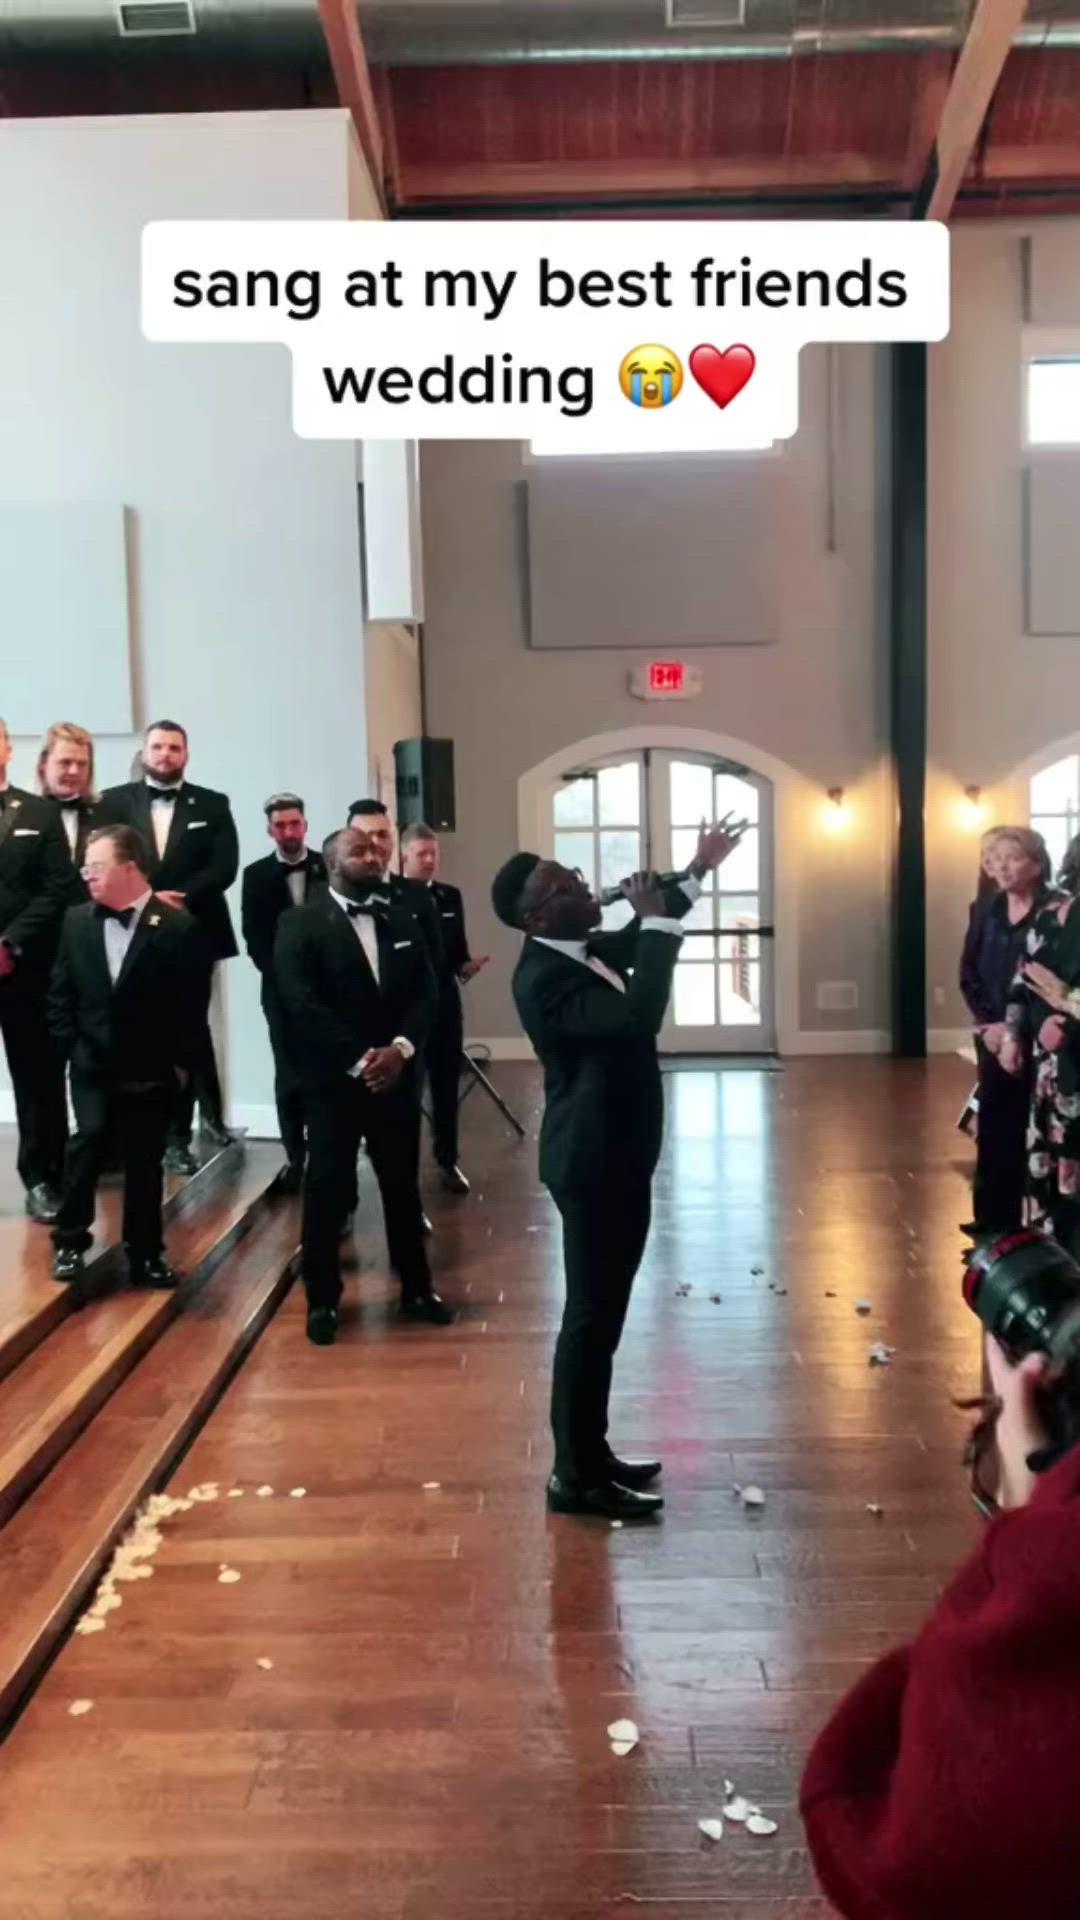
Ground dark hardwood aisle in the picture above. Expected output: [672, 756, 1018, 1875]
[0, 1059, 983, 1920]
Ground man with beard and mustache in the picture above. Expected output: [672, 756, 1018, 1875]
[37, 722, 99, 882]
[97, 721, 239, 1173]
[274, 824, 448, 1346]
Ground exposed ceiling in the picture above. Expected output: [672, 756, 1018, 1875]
[4, 0, 1080, 219]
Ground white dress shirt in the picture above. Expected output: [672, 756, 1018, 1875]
[534, 876, 701, 991]
[328, 888, 416, 1071]
[59, 802, 81, 857]
[277, 848, 308, 908]
[103, 889, 153, 984]
[146, 779, 183, 860]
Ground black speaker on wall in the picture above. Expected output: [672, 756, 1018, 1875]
[394, 737, 456, 833]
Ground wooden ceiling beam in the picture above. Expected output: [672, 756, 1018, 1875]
[395, 153, 900, 207]
[919, 0, 1030, 220]
[316, 0, 386, 214]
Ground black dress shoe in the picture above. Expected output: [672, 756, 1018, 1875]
[52, 1245, 86, 1283]
[546, 1475, 663, 1521]
[605, 1455, 663, 1490]
[164, 1144, 200, 1176]
[130, 1257, 179, 1289]
[420, 1212, 434, 1237]
[26, 1183, 62, 1225]
[200, 1118, 237, 1148]
[307, 1306, 338, 1345]
[400, 1290, 453, 1325]
[439, 1164, 470, 1196]
[271, 1163, 304, 1197]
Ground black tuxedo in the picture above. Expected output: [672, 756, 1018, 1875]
[0, 787, 72, 1192]
[241, 847, 328, 1168]
[48, 896, 201, 1262]
[421, 880, 472, 1170]
[274, 892, 439, 1310]
[49, 797, 100, 896]
[389, 874, 443, 977]
[97, 780, 239, 1143]
[511, 906, 688, 1486]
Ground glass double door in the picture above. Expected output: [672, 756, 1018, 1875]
[552, 748, 775, 1053]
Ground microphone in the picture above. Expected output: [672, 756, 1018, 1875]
[597, 868, 688, 908]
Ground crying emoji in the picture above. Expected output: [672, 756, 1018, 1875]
[619, 345, 684, 409]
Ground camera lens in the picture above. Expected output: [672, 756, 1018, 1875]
[964, 1231, 1080, 1363]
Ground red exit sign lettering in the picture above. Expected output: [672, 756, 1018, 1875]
[648, 661, 684, 693]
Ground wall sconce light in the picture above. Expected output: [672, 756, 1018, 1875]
[822, 786, 849, 832]
[960, 784, 987, 830]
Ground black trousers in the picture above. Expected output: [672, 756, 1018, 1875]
[53, 1072, 172, 1260]
[973, 1037, 1029, 1234]
[550, 1179, 653, 1486]
[301, 1076, 432, 1311]
[0, 965, 67, 1191]
[425, 985, 464, 1168]
[261, 979, 307, 1168]
[171, 944, 226, 1145]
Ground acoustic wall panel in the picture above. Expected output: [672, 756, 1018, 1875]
[1025, 460, 1080, 636]
[526, 459, 781, 651]
[1, 503, 133, 734]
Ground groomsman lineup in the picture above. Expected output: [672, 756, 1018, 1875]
[0, 712, 487, 1339]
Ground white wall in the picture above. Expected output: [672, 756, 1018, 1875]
[0, 110, 369, 1130]
[364, 621, 422, 812]
[927, 220, 1080, 1037]
[421, 346, 895, 1051]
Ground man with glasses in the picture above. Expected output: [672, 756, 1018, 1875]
[491, 821, 745, 1522]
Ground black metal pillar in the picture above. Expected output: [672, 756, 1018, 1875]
[890, 344, 928, 1059]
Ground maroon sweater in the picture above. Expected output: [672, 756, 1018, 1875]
[801, 1443, 1080, 1919]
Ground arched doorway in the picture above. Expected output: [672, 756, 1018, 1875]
[519, 727, 803, 1055]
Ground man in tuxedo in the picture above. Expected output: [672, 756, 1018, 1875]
[274, 824, 449, 1346]
[37, 721, 99, 882]
[493, 821, 743, 1522]
[0, 716, 72, 1221]
[400, 822, 489, 1195]
[98, 720, 239, 1174]
[48, 825, 200, 1290]
[241, 793, 327, 1195]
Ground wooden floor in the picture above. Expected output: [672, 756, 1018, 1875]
[0, 1059, 983, 1920]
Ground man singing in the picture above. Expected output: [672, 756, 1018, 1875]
[49, 826, 200, 1291]
[274, 824, 448, 1346]
[400, 822, 489, 1195]
[241, 793, 327, 1195]
[492, 823, 743, 1522]
[98, 720, 239, 1173]
[0, 716, 72, 1222]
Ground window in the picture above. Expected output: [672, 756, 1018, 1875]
[1026, 358, 1080, 447]
[1030, 754, 1080, 875]
[553, 760, 642, 931]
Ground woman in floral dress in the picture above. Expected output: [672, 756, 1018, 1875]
[1004, 835, 1080, 1250]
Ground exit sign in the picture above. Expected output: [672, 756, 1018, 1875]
[629, 661, 703, 702]
[649, 661, 684, 693]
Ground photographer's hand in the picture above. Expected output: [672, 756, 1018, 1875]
[985, 1337, 1052, 1510]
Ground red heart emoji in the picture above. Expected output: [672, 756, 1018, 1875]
[689, 344, 756, 410]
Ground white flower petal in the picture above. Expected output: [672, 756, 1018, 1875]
[740, 1486, 766, 1509]
[228, 1489, 245, 1499]
[68, 1699, 93, 1717]
[256, 1657, 274, 1671]
[698, 1818, 724, 1843]
[610, 1520, 624, 1530]
[74, 1616, 106, 1636]
[868, 1343, 896, 1367]
[256, 1486, 274, 1498]
[746, 1814, 778, 1837]
[724, 1778, 735, 1796]
[866, 1503, 884, 1517]
[218, 1568, 242, 1584]
[422, 1482, 441, 1491]
[607, 1718, 639, 1746]
[855, 1299, 872, 1315]
[723, 1797, 751, 1823]
[289, 1488, 307, 1499]
[610, 1740, 637, 1757]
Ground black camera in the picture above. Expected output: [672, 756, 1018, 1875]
[963, 1231, 1080, 1366]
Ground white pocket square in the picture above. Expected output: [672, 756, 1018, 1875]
[393, 940, 412, 950]
[13, 828, 39, 837]
[187, 820, 208, 829]
[442, 911, 455, 918]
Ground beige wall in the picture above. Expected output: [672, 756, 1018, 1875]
[420, 345, 894, 1050]
[927, 220, 1080, 1035]
[364, 621, 422, 812]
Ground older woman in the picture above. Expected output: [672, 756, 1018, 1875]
[960, 828, 1051, 1238]
[1004, 834, 1080, 1255]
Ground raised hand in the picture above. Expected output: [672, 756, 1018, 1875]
[690, 815, 749, 877]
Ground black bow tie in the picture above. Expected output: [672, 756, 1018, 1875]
[149, 787, 178, 803]
[345, 897, 389, 919]
[96, 904, 136, 928]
